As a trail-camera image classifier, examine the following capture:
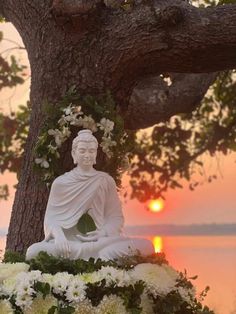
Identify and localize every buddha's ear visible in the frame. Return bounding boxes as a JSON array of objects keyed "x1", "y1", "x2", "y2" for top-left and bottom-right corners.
[
  {"x1": 93, "y1": 153, "x2": 97, "y2": 165},
  {"x1": 71, "y1": 149, "x2": 77, "y2": 164}
]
